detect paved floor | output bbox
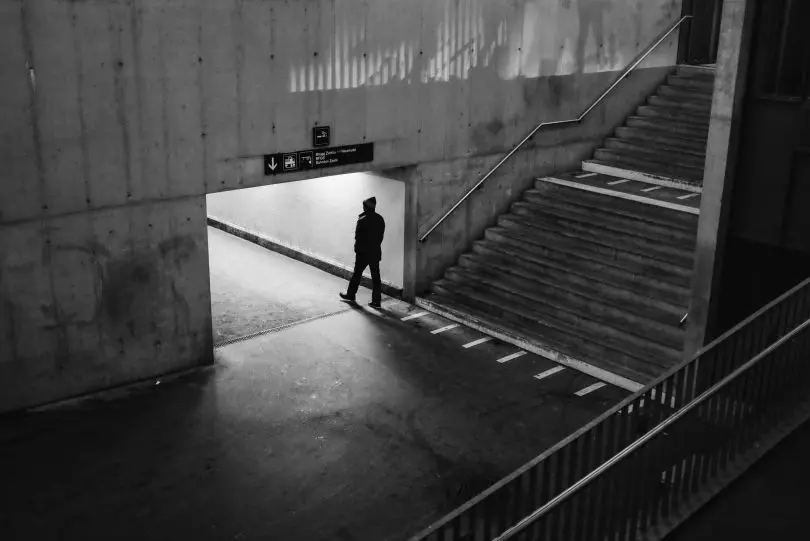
[667,418,810,541]
[209,226,358,344]
[0,229,630,541]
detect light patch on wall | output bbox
[286,0,678,92]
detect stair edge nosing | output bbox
[512,200,698,248]
[541,174,701,214]
[459,253,686,317]
[415,296,645,391]
[499,213,695,267]
[471,241,691,308]
[447,265,687,343]
[485,228,693,292]
[440,274,685,353]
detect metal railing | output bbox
[409,275,810,541]
[418,15,693,244]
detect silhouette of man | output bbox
[340,197,385,308]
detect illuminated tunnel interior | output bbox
[205,172,405,344]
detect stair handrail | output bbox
[497,319,810,540]
[418,14,693,244]
[409,273,810,541]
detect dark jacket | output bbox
[354,210,385,261]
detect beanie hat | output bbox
[363,197,377,208]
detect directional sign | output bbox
[298,150,314,170]
[282,153,298,172]
[313,126,331,147]
[264,143,374,176]
[265,155,279,174]
[312,143,374,168]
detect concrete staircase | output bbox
[583,65,714,191]
[419,65,714,389]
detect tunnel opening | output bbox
[205,171,405,346]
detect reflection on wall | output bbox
[290,0,655,92]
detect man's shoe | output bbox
[368,301,382,309]
[339,293,356,303]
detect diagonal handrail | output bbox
[495,313,810,540]
[409,273,810,541]
[418,14,692,243]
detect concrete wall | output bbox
[0,197,212,412]
[0,0,683,411]
[206,173,405,287]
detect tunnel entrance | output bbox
[204,172,405,346]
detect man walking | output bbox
[340,197,386,308]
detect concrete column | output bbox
[685,0,757,356]
[402,177,419,302]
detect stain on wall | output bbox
[0,197,213,412]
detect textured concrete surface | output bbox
[0,0,684,412]
[0,231,629,541]
[668,419,810,541]
[686,0,755,355]
[209,226,362,344]
[0,197,213,413]
[0,0,683,222]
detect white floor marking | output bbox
[540,176,700,217]
[575,172,598,179]
[463,337,493,349]
[607,179,631,186]
[642,186,662,192]
[496,351,527,364]
[677,193,700,200]
[627,389,676,414]
[415,296,647,392]
[431,323,459,335]
[534,366,565,380]
[580,162,702,194]
[401,311,429,321]
[576,382,607,396]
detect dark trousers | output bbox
[347,255,381,303]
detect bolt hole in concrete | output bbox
[205,172,405,345]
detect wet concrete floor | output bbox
[0,228,629,541]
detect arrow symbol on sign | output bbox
[269,157,277,171]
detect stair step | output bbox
[648,95,712,114]
[583,160,704,192]
[486,224,691,286]
[467,243,687,319]
[431,280,682,371]
[473,237,691,307]
[667,74,715,92]
[593,149,705,182]
[607,135,706,160]
[527,183,699,235]
[657,85,714,103]
[676,65,717,80]
[499,211,695,268]
[513,197,697,248]
[457,253,685,330]
[615,127,707,154]
[445,265,686,350]
[626,116,709,139]
[424,288,664,383]
[604,138,707,168]
[636,105,711,128]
